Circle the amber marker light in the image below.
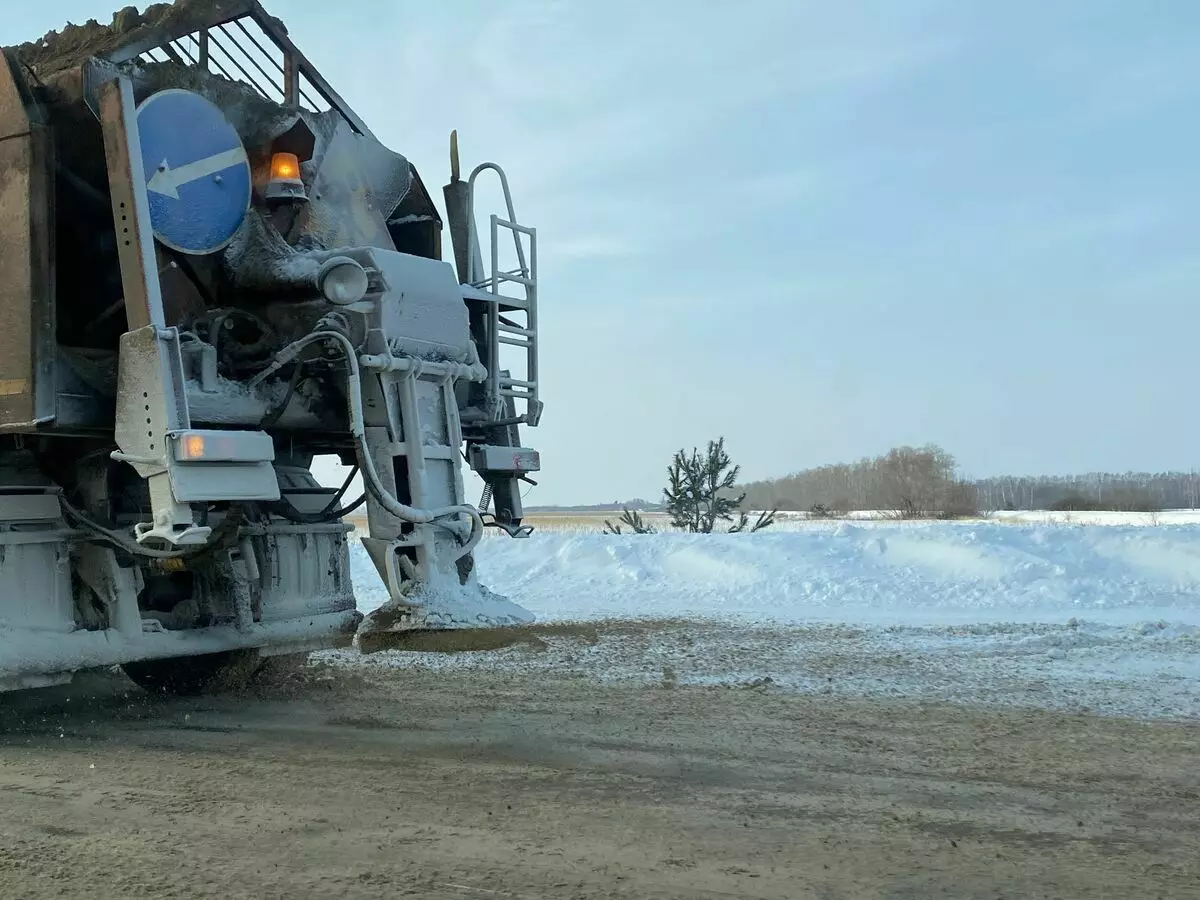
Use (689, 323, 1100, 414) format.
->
(271, 151, 300, 181)
(182, 434, 206, 460)
(265, 151, 307, 201)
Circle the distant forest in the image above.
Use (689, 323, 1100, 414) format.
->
(737, 444, 1200, 514)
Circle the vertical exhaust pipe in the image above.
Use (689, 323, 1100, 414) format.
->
(442, 130, 482, 285)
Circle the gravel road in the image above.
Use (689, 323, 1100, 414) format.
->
(0, 646, 1196, 899)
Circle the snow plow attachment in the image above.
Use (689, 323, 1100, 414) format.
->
(355, 586, 535, 654)
(353, 538, 535, 654)
(346, 138, 543, 654)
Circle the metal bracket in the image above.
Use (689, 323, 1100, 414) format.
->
(112, 326, 211, 546)
(360, 535, 425, 599)
(100, 72, 205, 544)
(74, 544, 145, 639)
(482, 516, 534, 539)
(98, 75, 167, 331)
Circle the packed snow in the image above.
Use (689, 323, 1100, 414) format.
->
(337, 521, 1200, 720)
(353, 522, 1200, 626)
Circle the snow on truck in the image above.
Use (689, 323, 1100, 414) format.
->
(0, 0, 542, 694)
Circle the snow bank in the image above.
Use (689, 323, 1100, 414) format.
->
(352, 522, 1200, 627)
(339, 523, 1200, 720)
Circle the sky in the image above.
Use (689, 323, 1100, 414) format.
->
(11, 1, 1200, 505)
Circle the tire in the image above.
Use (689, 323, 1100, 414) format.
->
(122, 649, 264, 696)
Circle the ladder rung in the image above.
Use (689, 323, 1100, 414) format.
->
(461, 285, 528, 308)
(500, 389, 534, 399)
(494, 217, 536, 237)
(500, 377, 536, 389)
(496, 272, 535, 288)
(498, 323, 533, 336)
(499, 336, 530, 348)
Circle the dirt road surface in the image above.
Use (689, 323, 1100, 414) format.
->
(0, 660, 1196, 900)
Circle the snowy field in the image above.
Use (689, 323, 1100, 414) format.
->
(506, 507, 1200, 531)
(335, 518, 1200, 721)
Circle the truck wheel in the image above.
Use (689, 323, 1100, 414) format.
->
(122, 650, 263, 696)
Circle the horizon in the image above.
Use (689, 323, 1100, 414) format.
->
(524, 464, 1200, 511)
(14, 1, 1200, 505)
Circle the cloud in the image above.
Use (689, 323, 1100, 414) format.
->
(304, 0, 961, 262)
(1032, 30, 1200, 129)
(1014, 204, 1165, 254)
(553, 234, 642, 261)
(733, 169, 828, 208)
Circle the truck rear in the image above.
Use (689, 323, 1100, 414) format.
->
(0, 0, 542, 693)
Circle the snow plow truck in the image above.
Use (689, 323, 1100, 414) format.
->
(0, 0, 542, 694)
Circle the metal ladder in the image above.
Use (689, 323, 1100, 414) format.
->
(465, 163, 541, 427)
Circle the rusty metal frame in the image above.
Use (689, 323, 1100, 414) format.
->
(97, 74, 202, 545)
(103, 0, 370, 136)
(97, 76, 166, 331)
(103, 0, 255, 64)
(0, 52, 57, 430)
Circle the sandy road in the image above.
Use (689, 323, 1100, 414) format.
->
(0, 660, 1196, 900)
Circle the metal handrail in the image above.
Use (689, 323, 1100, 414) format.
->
(101, 0, 369, 134)
(465, 163, 528, 289)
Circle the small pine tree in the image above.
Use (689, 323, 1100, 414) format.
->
(603, 507, 655, 535)
(663, 437, 771, 534)
(729, 508, 778, 533)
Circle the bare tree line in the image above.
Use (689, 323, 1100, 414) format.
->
(739, 444, 979, 518)
(739, 444, 1197, 515)
(974, 472, 1200, 512)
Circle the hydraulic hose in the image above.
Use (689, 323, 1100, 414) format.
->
(269, 464, 367, 524)
(60, 495, 245, 561)
(260, 330, 484, 558)
(61, 495, 190, 559)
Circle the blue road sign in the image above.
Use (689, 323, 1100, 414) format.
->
(136, 89, 252, 255)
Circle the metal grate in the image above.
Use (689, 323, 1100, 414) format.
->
(133, 21, 327, 113)
(104, 1, 364, 132)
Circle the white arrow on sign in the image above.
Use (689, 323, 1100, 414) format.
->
(147, 147, 247, 200)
